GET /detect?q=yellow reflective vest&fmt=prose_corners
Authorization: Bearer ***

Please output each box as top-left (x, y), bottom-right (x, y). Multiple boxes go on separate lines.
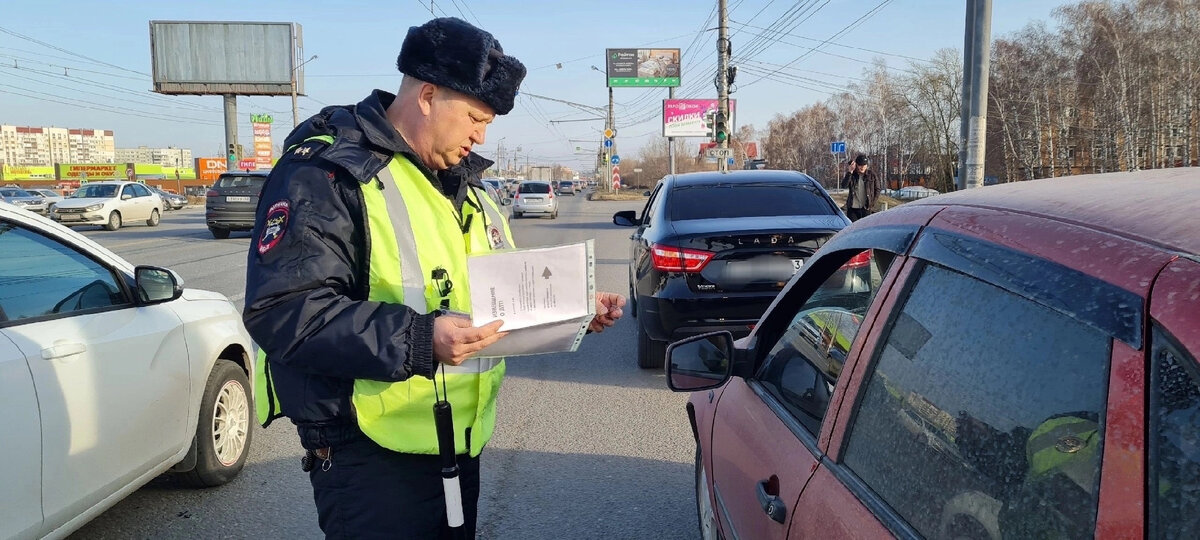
top-left (256, 138), bottom-right (515, 457)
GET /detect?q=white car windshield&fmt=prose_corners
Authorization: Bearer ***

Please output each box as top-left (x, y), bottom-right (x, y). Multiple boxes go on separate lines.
top-left (73, 185), bottom-right (118, 198)
top-left (1, 188), bottom-right (33, 197)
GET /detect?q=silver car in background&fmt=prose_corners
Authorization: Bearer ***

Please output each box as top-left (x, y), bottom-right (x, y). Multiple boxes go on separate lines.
top-left (512, 181), bottom-right (558, 219)
top-left (0, 187), bottom-right (48, 215)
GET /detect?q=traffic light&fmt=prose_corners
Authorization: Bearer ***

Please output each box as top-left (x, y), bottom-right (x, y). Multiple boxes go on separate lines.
top-left (227, 143), bottom-right (238, 161)
top-left (714, 111), bottom-right (729, 144)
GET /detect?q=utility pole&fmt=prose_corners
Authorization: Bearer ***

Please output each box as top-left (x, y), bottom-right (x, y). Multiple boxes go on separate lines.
top-left (668, 86), bottom-right (676, 176)
top-left (717, 0), bottom-right (731, 173)
top-left (223, 94), bottom-right (238, 171)
top-left (607, 85), bottom-right (615, 191)
top-left (961, 0), bottom-right (992, 189)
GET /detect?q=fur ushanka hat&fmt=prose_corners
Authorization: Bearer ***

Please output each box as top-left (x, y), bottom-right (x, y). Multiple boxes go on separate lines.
top-left (397, 17), bottom-right (527, 115)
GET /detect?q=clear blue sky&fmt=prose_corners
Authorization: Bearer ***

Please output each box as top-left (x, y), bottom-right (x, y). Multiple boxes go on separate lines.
top-left (0, 0), bottom-right (1070, 171)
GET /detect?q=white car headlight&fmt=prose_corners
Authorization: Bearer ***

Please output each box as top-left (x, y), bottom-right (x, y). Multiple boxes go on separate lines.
top-left (85, 203), bottom-right (104, 212)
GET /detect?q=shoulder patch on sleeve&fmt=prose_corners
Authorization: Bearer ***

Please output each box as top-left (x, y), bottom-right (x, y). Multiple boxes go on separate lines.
top-left (257, 200), bottom-right (291, 255)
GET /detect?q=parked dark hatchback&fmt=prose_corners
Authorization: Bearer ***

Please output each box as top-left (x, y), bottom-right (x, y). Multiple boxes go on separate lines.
top-left (205, 172), bottom-right (269, 239)
top-left (614, 170), bottom-right (849, 368)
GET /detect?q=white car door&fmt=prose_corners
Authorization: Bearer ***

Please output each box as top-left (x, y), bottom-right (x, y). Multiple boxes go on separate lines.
top-left (121, 184), bottom-right (146, 221)
top-left (0, 332), bottom-right (43, 540)
top-left (0, 219), bottom-right (190, 531)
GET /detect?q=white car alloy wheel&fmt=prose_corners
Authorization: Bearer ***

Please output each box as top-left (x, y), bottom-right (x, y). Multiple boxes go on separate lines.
top-left (212, 379), bottom-right (249, 466)
top-left (181, 359), bottom-right (253, 487)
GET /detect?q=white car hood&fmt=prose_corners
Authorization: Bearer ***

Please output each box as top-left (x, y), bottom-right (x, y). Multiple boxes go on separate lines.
top-left (55, 197), bottom-right (112, 208)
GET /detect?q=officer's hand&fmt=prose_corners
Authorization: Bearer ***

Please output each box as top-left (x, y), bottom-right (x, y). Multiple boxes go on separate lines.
top-left (846, 161), bottom-right (856, 174)
top-left (589, 292), bottom-right (626, 333)
top-left (433, 316), bottom-right (507, 366)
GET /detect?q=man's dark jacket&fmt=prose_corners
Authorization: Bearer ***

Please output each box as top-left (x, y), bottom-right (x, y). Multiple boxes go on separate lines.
top-left (843, 169), bottom-right (881, 213)
top-left (242, 90), bottom-right (494, 449)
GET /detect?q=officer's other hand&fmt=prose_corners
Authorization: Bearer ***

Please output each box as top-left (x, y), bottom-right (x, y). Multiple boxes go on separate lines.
top-left (589, 292), bottom-right (626, 333)
top-left (434, 316), bottom-right (507, 366)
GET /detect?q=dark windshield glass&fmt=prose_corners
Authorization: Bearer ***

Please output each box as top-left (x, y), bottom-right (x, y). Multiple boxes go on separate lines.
top-left (72, 184), bottom-right (118, 198)
top-left (1, 188), bottom-right (33, 197)
top-left (519, 183), bottom-right (551, 194)
top-left (668, 183), bottom-right (834, 221)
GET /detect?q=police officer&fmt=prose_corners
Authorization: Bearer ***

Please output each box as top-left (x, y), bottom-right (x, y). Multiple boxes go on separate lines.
top-left (243, 18), bottom-right (625, 539)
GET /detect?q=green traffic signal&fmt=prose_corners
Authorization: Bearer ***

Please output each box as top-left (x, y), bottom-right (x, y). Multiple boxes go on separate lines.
top-left (715, 131), bottom-right (728, 143)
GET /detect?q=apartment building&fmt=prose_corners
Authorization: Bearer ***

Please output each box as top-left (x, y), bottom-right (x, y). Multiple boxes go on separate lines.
top-left (115, 146), bottom-right (193, 168)
top-left (0, 125), bottom-right (116, 166)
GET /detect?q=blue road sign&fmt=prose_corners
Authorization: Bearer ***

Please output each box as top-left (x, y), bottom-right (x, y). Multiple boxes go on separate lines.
top-left (611, 155), bottom-right (621, 165)
top-left (603, 138), bottom-right (613, 148)
top-left (727, 157), bottom-right (735, 166)
top-left (830, 141), bottom-right (846, 154)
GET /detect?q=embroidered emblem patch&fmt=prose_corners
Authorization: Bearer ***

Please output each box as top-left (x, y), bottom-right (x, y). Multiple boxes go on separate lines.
top-left (489, 225), bottom-right (504, 249)
top-left (257, 200), bottom-right (290, 255)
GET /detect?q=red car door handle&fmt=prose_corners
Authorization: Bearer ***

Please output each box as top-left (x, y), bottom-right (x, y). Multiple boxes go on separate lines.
top-left (756, 479), bottom-right (787, 524)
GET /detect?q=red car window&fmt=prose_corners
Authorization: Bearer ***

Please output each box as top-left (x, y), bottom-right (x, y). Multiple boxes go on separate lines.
top-left (841, 263), bottom-right (1111, 539)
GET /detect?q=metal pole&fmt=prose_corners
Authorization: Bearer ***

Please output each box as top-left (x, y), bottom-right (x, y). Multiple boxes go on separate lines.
top-left (607, 86), bottom-right (614, 191)
top-left (668, 86), bottom-right (676, 176)
top-left (964, 0), bottom-right (992, 189)
top-left (957, 0), bottom-right (976, 191)
top-left (223, 94), bottom-right (238, 171)
top-left (717, 0), bottom-right (731, 173)
top-left (292, 85), bottom-right (300, 129)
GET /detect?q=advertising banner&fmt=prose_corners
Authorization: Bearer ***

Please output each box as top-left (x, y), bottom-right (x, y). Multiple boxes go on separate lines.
top-left (251, 113), bottom-right (275, 169)
top-left (0, 164), bottom-right (56, 181)
top-left (663, 99), bottom-right (737, 137)
top-left (606, 48), bottom-right (680, 87)
top-left (57, 163), bottom-right (136, 180)
top-left (196, 157), bottom-right (228, 182)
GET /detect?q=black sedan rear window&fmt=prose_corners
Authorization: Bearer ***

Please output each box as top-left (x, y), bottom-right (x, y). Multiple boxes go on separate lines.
top-left (214, 175), bottom-right (267, 190)
top-left (668, 183), bottom-right (835, 221)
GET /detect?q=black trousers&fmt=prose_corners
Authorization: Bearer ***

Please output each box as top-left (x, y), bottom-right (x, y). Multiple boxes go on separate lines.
top-left (309, 435), bottom-right (481, 540)
top-left (845, 207), bottom-right (870, 222)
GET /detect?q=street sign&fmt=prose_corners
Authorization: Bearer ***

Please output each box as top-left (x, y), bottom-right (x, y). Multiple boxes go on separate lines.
top-left (604, 128), bottom-right (616, 139)
top-left (633, 168), bottom-right (643, 173)
top-left (611, 155), bottom-right (621, 165)
top-left (830, 141), bottom-right (846, 154)
top-left (705, 147), bottom-right (734, 159)
top-left (238, 159), bottom-right (257, 170)
top-left (125, 165), bottom-right (135, 181)
top-left (603, 138), bottom-right (613, 148)
top-left (611, 173), bottom-right (621, 190)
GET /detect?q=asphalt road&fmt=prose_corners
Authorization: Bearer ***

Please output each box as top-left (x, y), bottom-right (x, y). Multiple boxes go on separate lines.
top-left (69, 192), bottom-right (701, 540)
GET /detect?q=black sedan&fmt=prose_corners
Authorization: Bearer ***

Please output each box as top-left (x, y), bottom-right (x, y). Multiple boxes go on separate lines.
top-left (613, 170), bottom-right (849, 368)
top-left (205, 171), bottom-right (269, 239)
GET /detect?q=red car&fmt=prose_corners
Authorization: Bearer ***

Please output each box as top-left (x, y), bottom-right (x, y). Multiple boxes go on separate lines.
top-left (667, 169), bottom-right (1199, 539)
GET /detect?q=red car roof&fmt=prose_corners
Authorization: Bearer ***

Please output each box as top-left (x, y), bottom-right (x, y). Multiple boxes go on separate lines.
top-left (911, 169), bottom-right (1200, 256)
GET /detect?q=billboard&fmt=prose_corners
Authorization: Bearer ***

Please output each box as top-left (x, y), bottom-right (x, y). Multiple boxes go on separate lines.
top-left (606, 48), bottom-right (680, 87)
top-left (251, 113), bottom-right (274, 169)
top-left (149, 21), bottom-right (302, 96)
top-left (663, 99), bottom-right (737, 137)
top-left (196, 157), bottom-right (229, 182)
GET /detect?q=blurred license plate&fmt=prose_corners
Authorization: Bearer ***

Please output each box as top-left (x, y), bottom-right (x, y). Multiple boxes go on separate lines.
top-left (227, 196), bottom-right (250, 203)
top-left (60, 214), bottom-right (81, 221)
top-left (527, 197), bottom-right (543, 202)
top-left (791, 259), bottom-right (803, 273)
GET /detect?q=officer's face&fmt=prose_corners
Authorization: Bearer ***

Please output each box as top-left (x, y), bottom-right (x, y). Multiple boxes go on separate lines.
top-left (428, 88), bottom-right (495, 170)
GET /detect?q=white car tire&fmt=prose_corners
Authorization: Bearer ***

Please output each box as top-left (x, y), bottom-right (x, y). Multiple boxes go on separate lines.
top-left (180, 359), bottom-right (253, 487)
top-left (147, 209), bottom-right (160, 227)
top-left (104, 211), bottom-right (121, 231)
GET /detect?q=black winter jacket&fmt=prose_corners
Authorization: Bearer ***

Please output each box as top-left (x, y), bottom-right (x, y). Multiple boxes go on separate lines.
top-left (243, 90), bottom-right (494, 449)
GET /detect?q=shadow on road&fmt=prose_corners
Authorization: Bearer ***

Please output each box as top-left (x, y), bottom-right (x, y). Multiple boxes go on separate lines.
top-left (479, 447), bottom-right (699, 540)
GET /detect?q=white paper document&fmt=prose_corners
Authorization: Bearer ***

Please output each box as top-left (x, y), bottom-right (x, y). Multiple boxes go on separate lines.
top-left (467, 240), bottom-right (596, 357)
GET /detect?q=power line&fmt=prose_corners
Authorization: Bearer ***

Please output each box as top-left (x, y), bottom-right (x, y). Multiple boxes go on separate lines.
top-left (741, 0), bottom-right (893, 88)
top-left (0, 25), bottom-right (150, 77)
top-left (730, 19), bottom-right (933, 64)
top-left (0, 84), bottom-right (224, 126)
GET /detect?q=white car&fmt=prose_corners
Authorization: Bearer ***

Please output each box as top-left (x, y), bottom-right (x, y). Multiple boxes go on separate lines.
top-left (0, 201), bottom-right (255, 539)
top-left (50, 181), bottom-right (164, 231)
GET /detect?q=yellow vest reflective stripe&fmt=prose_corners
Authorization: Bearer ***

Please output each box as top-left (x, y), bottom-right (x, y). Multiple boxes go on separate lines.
top-left (352, 156), bottom-right (513, 456)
